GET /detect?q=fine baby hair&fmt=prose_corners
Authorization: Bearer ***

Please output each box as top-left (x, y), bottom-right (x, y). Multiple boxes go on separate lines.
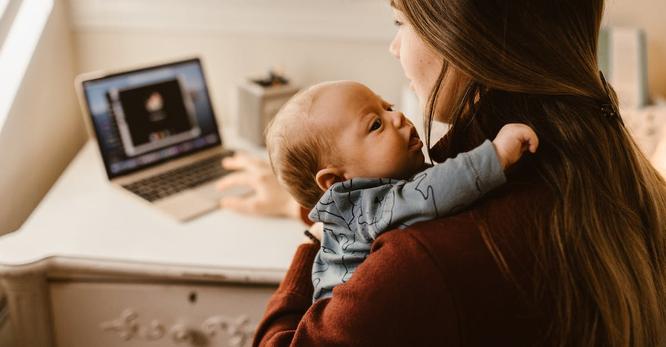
top-left (265, 83), bottom-right (337, 209)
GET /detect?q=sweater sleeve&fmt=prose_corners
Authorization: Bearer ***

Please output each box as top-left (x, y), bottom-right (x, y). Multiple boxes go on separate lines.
top-left (252, 232), bottom-right (459, 346)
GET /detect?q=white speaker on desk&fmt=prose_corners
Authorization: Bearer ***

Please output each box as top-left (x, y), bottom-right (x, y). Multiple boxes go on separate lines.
top-left (237, 82), bottom-right (299, 146)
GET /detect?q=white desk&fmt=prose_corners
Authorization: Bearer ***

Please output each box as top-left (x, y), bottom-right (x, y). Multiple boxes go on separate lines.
top-left (0, 138), bottom-right (304, 347)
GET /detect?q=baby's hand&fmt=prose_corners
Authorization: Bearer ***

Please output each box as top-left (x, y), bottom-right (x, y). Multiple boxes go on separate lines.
top-left (492, 123), bottom-right (539, 170)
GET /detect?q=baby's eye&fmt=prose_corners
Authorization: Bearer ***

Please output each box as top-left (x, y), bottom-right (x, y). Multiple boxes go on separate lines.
top-left (369, 118), bottom-right (382, 132)
top-left (393, 20), bottom-right (403, 27)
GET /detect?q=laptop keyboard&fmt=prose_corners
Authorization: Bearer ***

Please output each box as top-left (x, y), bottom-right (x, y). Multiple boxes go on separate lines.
top-left (122, 154), bottom-right (231, 202)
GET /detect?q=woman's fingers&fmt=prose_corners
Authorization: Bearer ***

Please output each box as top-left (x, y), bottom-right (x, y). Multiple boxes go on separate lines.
top-left (217, 155), bottom-right (300, 218)
top-left (221, 153), bottom-right (252, 170)
top-left (222, 152), bottom-right (268, 172)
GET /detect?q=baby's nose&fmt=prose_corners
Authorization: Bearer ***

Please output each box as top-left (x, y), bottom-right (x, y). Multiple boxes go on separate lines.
top-left (391, 112), bottom-right (405, 128)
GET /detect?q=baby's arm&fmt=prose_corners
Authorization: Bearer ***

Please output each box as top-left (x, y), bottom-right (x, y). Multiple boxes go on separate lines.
top-left (352, 123), bottom-right (538, 238)
top-left (492, 123), bottom-right (539, 169)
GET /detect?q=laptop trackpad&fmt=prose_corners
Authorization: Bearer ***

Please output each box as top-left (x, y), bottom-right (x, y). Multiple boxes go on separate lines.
top-left (155, 190), bottom-right (217, 221)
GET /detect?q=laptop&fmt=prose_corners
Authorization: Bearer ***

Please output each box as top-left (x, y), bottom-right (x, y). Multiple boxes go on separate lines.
top-left (76, 57), bottom-right (244, 221)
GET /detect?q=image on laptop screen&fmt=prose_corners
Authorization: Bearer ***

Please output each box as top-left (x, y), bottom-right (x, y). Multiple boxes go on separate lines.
top-left (81, 58), bottom-right (221, 179)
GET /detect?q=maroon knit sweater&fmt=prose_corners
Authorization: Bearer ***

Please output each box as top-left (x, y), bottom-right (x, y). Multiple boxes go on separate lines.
top-left (253, 145), bottom-right (553, 346)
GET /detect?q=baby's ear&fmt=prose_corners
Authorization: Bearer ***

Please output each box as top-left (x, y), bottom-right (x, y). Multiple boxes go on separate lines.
top-left (315, 167), bottom-right (345, 191)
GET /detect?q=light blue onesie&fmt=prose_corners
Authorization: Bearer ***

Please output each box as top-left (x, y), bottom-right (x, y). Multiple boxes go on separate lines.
top-left (308, 140), bottom-right (506, 301)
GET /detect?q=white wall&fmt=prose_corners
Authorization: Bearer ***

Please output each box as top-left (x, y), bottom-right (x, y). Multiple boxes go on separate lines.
top-left (70, 0), bottom-right (407, 132)
top-left (0, 0), bottom-right (84, 235)
top-left (71, 0), bottom-right (666, 132)
top-left (74, 33), bottom-right (407, 131)
top-left (604, 0), bottom-right (666, 98)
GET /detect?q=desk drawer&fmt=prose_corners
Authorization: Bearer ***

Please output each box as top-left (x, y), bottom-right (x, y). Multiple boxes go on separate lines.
top-left (49, 281), bottom-right (275, 347)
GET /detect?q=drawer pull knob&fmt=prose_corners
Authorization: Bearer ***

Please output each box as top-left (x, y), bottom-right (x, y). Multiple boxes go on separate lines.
top-left (169, 323), bottom-right (210, 345)
top-left (100, 308), bottom-right (165, 341)
top-left (170, 323), bottom-right (192, 342)
top-left (202, 315), bottom-right (256, 347)
top-left (100, 309), bottom-right (255, 346)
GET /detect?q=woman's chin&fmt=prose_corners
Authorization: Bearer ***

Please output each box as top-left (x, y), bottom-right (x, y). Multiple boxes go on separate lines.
top-left (416, 95), bottom-right (429, 111)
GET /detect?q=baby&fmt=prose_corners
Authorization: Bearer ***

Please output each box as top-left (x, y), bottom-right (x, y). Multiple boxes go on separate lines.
top-left (266, 80), bottom-right (538, 301)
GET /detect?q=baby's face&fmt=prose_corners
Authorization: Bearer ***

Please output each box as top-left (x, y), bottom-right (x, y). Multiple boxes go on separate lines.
top-left (310, 81), bottom-right (425, 180)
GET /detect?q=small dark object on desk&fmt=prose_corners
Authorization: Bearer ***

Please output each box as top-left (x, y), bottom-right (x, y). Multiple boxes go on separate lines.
top-left (252, 70), bottom-right (289, 88)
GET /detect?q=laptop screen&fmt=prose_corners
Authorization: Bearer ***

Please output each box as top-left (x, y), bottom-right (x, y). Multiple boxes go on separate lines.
top-left (81, 58), bottom-right (222, 179)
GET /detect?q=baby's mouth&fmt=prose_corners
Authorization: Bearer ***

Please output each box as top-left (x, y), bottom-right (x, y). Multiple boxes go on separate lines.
top-left (408, 127), bottom-right (422, 151)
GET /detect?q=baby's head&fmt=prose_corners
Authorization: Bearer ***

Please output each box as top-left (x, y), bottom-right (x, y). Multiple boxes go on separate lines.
top-left (266, 81), bottom-right (425, 208)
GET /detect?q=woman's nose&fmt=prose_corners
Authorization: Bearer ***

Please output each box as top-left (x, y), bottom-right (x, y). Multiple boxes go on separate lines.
top-left (389, 34), bottom-right (400, 59)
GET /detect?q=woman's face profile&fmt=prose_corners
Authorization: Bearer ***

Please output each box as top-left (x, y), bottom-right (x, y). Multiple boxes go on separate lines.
top-left (389, 8), bottom-right (443, 107)
top-left (389, 7), bottom-right (469, 123)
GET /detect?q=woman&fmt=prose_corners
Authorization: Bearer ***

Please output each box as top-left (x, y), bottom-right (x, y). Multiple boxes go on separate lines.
top-left (221, 0), bottom-right (666, 345)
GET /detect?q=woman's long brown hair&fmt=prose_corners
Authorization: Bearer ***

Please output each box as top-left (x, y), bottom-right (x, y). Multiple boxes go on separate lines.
top-left (392, 0), bottom-right (666, 346)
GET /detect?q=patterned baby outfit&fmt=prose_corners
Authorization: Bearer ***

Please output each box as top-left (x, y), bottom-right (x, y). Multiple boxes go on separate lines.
top-left (308, 140), bottom-right (506, 301)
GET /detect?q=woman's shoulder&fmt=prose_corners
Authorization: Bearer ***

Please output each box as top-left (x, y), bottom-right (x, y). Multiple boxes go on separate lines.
top-left (376, 178), bottom-right (548, 257)
top-left (370, 180), bottom-right (551, 346)
top-left (373, 182), bottom-right (537, 284)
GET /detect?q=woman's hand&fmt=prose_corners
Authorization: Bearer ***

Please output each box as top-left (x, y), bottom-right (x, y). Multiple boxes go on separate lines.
top-left (216, 152), bottom-right (301, 218)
